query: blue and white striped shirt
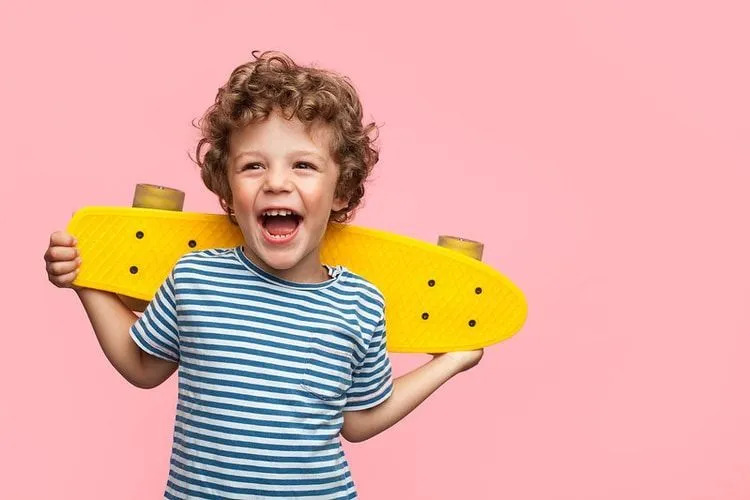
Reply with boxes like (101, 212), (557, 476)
(129, 245), (394, 499)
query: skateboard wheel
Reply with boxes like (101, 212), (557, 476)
(132, 184), (185, 211)
(437, 235), (484, 261)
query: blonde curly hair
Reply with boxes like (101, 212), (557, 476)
(192, 50), (381, 224)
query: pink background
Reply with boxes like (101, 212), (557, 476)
(3, 1), (749, 498)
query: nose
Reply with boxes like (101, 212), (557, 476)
(262, 164), (292, 193)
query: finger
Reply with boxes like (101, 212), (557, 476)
(49, 231), (77, 247)
(47, 258), (81, 276)
(45, 245), (79, 263)
(49, 268), (80, 288)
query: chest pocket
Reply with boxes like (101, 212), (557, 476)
(298, 327), (355, 401)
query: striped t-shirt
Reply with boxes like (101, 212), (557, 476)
(129, 245), (394, 499)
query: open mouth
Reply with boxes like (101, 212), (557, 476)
(257, 209), (303, 241)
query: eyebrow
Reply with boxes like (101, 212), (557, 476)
(233, 149), (326, 163)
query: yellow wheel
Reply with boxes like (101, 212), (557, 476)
(132, 183), (185, 211)
(437, 235), (484, 261)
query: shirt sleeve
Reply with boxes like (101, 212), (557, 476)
(344, 307), (394, 411)
(128, 267), (179, 363)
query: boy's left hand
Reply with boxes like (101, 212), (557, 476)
(429, 349), (484, 374)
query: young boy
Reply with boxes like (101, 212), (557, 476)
(45, 50), (483, 499)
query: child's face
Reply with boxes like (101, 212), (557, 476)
(227, 108), (347, 283)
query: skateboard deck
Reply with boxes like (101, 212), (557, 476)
(67, 206), (527, 353)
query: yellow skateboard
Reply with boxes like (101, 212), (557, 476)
(67, 184), (528, 353)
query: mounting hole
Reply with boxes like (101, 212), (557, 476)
(129, 266), (138, 274)
(468, 319), (476, 327)
(136, 231), (144, 239)
(475, 287), (482, 294)
(428, 279), (435, 287)
(188, 240), (197, 248)
(422, 312), (429, 320)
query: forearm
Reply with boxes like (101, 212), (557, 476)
(75, 288), (144, 386)
(346, 354), (462, 442)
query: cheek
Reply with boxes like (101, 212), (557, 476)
(235, 194), (253, 211)
(230, 182), (255, 210)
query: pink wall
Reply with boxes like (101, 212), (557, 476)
(3, 1), (749, 498)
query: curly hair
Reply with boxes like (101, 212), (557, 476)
(192, 50), (381, 224)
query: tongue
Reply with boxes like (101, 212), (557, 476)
(264, 215), (299, 236)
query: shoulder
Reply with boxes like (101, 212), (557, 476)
(172, 247), (238, 275)
(334, 266), (386, 315)
(336, 267), (384, 301)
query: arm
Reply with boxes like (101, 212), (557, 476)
(75, 288), (177, 389)
(341, 350), (482, 443)
(45, 230), (176, 389)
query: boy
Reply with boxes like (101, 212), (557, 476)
(45, 50), (483, 499)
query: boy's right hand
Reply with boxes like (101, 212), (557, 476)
(45, 230), (82, 291)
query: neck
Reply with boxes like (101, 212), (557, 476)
(241, 246), (330, 284)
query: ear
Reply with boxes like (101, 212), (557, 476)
(220, 197), (233, 213)
(332, 196), (348, 212)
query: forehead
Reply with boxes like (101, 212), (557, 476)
(229, 109), (334, 158)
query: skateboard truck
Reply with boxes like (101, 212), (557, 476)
(119, 184), (187, 312)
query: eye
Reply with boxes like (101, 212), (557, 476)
(241, 163), (262, 171)
(295, 162), (316, 170)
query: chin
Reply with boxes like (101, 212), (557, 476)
(264, 257), (298, 271)
(258, 251), (301, 270)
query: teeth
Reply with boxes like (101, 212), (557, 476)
(267, 232), (292, 239)
(262, 209), (296, 217)
(262, 224), (297, 239)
